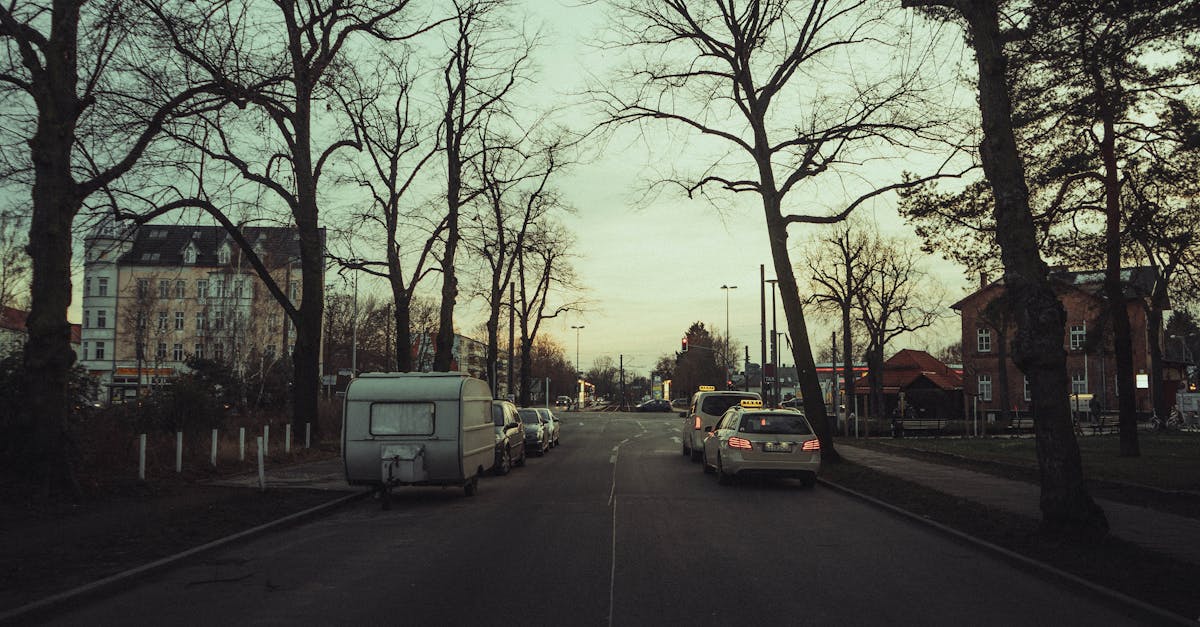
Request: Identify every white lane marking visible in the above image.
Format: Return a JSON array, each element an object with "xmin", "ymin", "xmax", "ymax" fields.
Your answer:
[
  {"xmin": 671, "ymin": 436, "xmax": 681, "ymax": 444},
  {"xmin": 608, "ymin": 498, "xmax": 617, "ymax": 627}
]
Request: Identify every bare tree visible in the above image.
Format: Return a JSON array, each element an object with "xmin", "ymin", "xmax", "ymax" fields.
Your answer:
[
  {"xmin": 598, "ymin": 0, "xmax": 963, "ymax": 460},
  {"xmin": 903, "ymin": 0, "xmax": 1108, "ymax": 538},
  {"xmin": 513, "ymin": 222, "xmax": 581, "ymax": 405},
  {"xmin": 0, "ymin": 0, "xmax": 222, "ymax": 493},
  {"xmin": 432, "ymin": 0, "xmax": 531, "ymax": 372},
  {"xmin": 136, "ymin": 0, "xmax": 439, "ymax": 436},
  {"xmin": 0, "ymin": 209, "xmax": 28, "ymax": 309}
]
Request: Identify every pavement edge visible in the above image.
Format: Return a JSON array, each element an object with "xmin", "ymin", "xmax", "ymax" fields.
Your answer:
[
  {"xmin": 0, "ymin": 489, "xmax": 372, "ymax": 626},
  {"xmin": 818, "ymin": 477, "xmax": 1197, "ymax": 626}
]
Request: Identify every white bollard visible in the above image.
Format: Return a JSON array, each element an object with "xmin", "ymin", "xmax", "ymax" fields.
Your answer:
[
  {"xmin": 138, "ymin": 433, "xmax": 146, "ymax": 481},
  {"xmin": 285, "ymin": 424, "xmax": 292, "ymax": 454},
  {"xmin": 256, "ymin": 436, "xmax": 265, "ymax": 491},
  {"xmin": 211, "ymin": 429, "xmax": 218, "ymax": 467},
  {"xmin": 305, "ymin": 422, "xmax": 311, "ymax": 449},
  {"xmin": 239, "ymin": 427, "xmax": 245, "ymax": 461},
  {"xmin": 263, "ymin": 424, "xmax": 270, "ymax": 457},
  {"xmin": 175, "ymin": 431, "xmax": 183, "ymax": 473}
]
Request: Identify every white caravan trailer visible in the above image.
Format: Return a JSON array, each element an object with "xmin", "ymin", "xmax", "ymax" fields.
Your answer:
[{"xmin": 343, "ymin": 372, "xmax": 495, "ymax": 501}]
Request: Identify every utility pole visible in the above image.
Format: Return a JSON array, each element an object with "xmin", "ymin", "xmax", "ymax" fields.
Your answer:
[
  {"xmin": 507, "ymin": 281, "xmax": 514, "ymax": 400},
  {"xmin": 833, "ymin": 331, "xmax": 841, "ymax": 436},
  {"xmin": 760, "ymin": 264, "xmax": 766, "ymax": 401},
  {"xmin": 619, "ymin": 354, "xmax": 626, "ymax": 411},
  {"xmin": 766, "ymin": 278, "xmax": 779, "ymax": 408},
  {"xmin": 744, "ymin": 345, "xmax": 750, "ymax": 392}
]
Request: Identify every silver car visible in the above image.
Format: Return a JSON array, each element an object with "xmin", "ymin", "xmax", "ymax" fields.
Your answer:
[
  {"xmin": 518, "ymin": 407, "xmax": 551, "ymax": 455},
  {"xmin": 702, "ymin": 401, "xmax": 820, "ymax": 487},
  {"xmin": 536, "ymin": 407, "xmax": 561, "ymax": 448}
]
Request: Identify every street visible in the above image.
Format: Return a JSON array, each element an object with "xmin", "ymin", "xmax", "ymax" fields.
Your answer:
[{"xmin": 51, "ymin": 412, "xmax": 1143, "ymax": 626}]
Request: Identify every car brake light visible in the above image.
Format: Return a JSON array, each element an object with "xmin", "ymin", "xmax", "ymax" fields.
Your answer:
[
  {"xmin": 802, "ymin": 439, "xmax": 820, "ymax": 451},
  {"xmin": 693, "ymin": 415, "xmax": 702, "ymax": 429},
  {"xmin": 728, "ymin": 437, "xmax": 752, "ymax": 450}
]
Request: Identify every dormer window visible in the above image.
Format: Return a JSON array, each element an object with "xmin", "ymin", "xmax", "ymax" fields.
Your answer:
[
  {"xmin": 184, "ymin": 246, "xmax": 197, "ymax": 264},
  {"xmin": 218, "ymin": 244, "xmax": 230, "ymax": 265}
]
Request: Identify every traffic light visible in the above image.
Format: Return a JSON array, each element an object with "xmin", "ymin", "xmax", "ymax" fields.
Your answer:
[{"xmin": 681, "ymin": 337, "xmax": 689, "ymax": 353}]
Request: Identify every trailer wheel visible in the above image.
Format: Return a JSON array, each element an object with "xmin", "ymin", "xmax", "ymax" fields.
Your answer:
[{"xmin": 464, "ymin": 475, "xmax": 479, "ymax": 497}]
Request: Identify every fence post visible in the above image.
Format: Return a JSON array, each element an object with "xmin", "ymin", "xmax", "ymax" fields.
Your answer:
[
  {"xmin": 256, "ymin": 436, "xmax": 265, "ymax": 491},
  {"xmin": 175, "ymin": 431, "xmax": 183, "ymax": 473},
  {"xmin": 305, "ymin": 422, "xmax": 311, "ymax": 449},
  {"xmin": 239, "ymin": 427, "xmax": 245, "ymax": 461},
  {"xmin": 138, "ymin": 433, "xmax": 146, "ymax": 481},
  {"xmin": 263, "ymin": 424, "xmax": 270, "ymax": 457},
  {"xmin": 211, "ymin": 429, "xmax": 218, "ymax": 467},
  {"xmin": 285, "ymin": 424, "xmax": 292, "ymax": 454}
]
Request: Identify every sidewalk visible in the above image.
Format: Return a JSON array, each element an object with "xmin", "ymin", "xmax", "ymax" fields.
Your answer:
[
  {"xmin": 837, "ymin": 444, "xmax": 1200, "ymax": 565},
  {"xmin": 207, "ymin": 456, "xmax": 358, "ymax": 492}
]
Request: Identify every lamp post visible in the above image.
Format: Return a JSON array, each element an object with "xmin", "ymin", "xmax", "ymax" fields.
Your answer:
[
  {"xmin": 571, "ymin": 325, "xmax": 585, "ymax": 406},
  {"xmin": 721, "ymin": 285, "xmax": 737, "ymax": 389},
  {"xmin": 765, "ymin": 278, "xmax": 778, "ymax": 407}
]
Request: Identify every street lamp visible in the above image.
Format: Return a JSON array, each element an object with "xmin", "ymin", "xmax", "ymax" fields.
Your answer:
[
  {"xmin": 721, "ymin": 285, "xmax": 737, "ymax": 390},
  {"xmin": 764, "ymin": 278, "xmax": 778, "ymax": 407},
  {"xmin": 571, "ymin": 325, "xmax": 585, "ymax": 375}
]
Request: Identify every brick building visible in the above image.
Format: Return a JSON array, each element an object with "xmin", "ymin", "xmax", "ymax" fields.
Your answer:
[
  {"xmin": 80, "ymin": 220, "xmax": 320, "ymax": 404},
  {"xmin": 0, "ymin": 306, "xmax": 82, "ymax": 360},
  {"xmin": 951, "ymin": 267, "xmax": 1166, "ymax": 421}
]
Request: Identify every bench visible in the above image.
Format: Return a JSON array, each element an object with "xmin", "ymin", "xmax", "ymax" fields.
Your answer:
[
  {"xmin": 1007, "ymin": 416, "xmax": 1035, "ymax": 433},
  {"xmin": 1087, "ymin": 412, "xmax": 1118, "ymax": 435},
  {"xmin": 898, "ymin": 418, "xmax": 946, "ymax": 436}
]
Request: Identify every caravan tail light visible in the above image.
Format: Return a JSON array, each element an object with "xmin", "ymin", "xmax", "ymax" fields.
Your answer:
[{"xmin": 693, "ymin": 415, "xmax": 702, "ymax": 430}]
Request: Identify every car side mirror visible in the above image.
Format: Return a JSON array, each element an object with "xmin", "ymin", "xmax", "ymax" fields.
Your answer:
[
  {"xmin": 506, "ymin": 422, "xmax": 519, "ymax": 429},
  {"xmin": 704, "ymin": 426, "xmax": 714, "ymax": 433}
]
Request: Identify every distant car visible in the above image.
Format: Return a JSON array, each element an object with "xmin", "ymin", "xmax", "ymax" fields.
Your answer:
[
  {"xmin": 556, "ymin": 395, "xmax": 573, "ymax": 409},
  {"xmin": 680, "ymin": 388, "xmax": 762, "ymax": 462},
  {"xmin": 491, "ymin": 400, "xmax": 526, "ymax": 475},
  {"xmin": 702, "ymin": 402, "xmax": 820, "ymax": 487},
  {"xmin": 636, "ymin": 399, "xmax": 671, "ymax": 412},
  {"xmin": 518, "ymin": 407, "xmax": 551, "ymax": 455},
  {"xmin": 537, "ymin": 407, "xmax": 561, "ymax": 447},
  {"xmin": 780, "ymin": 397, "xmax": 802, "ymax": 409}
]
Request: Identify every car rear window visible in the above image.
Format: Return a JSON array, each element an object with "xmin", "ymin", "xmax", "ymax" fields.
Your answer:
[
  {"xmin": 518, "ymin": 409, "xmax": 540, "ymax": 422},
  {"xmin": 739, "ymin": 413, "xmax": 813, "ymax": 435},
  {"xmin": 492, "ymin": 404, "xmax": 507, "ymax": 426},
  {"xmin": 700, "ymin": 395, "xmax": 757, "ymax": 415}
]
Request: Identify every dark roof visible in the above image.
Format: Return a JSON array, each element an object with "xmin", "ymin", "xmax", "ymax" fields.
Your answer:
[
  {"xmin": 117, "ymin": 225, "xmax": 321, "ymax": 268},
  {"xmin": 851, "ymin": 349, "xmax": 962, "ymax": 392},
  {"xmin": 951, "ymin": 266, "xmax": 1158, "ymax": 310}
]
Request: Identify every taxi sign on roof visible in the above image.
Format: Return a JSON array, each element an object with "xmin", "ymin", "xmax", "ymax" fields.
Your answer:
[
  {"xmin": 740, "ymin": 399, "xmax": 764, "ymax": 408},
  {"xmin": 698, "ymin": 385, "xmax": 716, "ymax": 392}
]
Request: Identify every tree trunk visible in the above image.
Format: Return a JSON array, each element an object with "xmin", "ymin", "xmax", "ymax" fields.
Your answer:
[
  {"xmin": 1147, "ymin": 284, "xmax": 1167, "ymax": 420},
  {"xmin": 289, "ymin": 86, "xmax": 324, "ymax": 439},
  {"xmin": 868, "ymin": 345, "xmax": 885, "ymax": 421},
  {"xmin": 996, "ymin": 322, "xmax": 1011, "ymax": 422},
  {"xmin": 1098, "ymin": 115, "xmax": 1139, "ymax": 456},
  {"xmin": 519, "ymin": 336, "xmax": 533, "ymax": 406},
  {"xmin": 955, "ymin": 0, "xmax": 1106, "ymax": 537},
  {"xmin": 762, "ymin": 207, "xmax": 839, "ymax": 462},
  {"xmin": 841, "ymin": 302, "xmax": 854, "ymax": 428}
]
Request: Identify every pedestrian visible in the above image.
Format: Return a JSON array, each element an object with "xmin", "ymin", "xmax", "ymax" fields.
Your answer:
[{"xmin": 891, "ymin": 406, "xmax": 904, "ymax": 438}]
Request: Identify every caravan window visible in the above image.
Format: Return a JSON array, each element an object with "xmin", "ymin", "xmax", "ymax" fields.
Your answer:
[{"xmin": 371, "ymin": 402, "xmax": 435, "ymax": 435}]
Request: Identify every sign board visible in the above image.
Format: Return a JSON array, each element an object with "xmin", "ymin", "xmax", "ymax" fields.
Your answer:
[
  {"xmin": 1136, "ymin": 373, "xmax": 1149, "ymax": 389},
  {"xmin": 1178, "ymin": 392, "xmax": 1200, "ymax": 413},
  {"xmin": 1069, "ymin": 393, "xmax": 1094, "ymax": 413},
  {"xmin": 322, "ymin": 375, "xmax": 337, "ymax": 386}
]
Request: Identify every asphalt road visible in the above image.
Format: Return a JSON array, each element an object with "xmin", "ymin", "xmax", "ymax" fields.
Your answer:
[{"xmin": 50, "ymin": 412, "xmax": 1146, "ymax": 626}]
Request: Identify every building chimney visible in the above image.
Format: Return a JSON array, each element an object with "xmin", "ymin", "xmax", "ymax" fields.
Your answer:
[{"xmin": 980, "ymin": 272, "xmax": 989, "ymax": 290}]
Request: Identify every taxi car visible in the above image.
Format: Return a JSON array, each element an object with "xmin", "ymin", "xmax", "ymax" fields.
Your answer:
[
  {"xmin": 701, "ymin": 399, "xmax": 820, "ymax": 487},
  {"xmin": 680, "ymin": 386, "xmax": 761, "ymax": 462}
]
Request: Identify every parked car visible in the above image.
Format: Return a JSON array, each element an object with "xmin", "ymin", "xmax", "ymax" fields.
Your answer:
[
  {"xmin": 537, "ymin": 407, "xmax": 561, "ymax": 447},
  {"xmin": 680, "ymin": 387, "xmax": 761, "ymax": 462},
  {"xmin": 636, "ymin": 399, "xmax": 672, "ymax": 412},
  {"xmin": 702, "ymin": 400, "xmax": 820, "ymax": 487},
  {"xmin": 491, "ymin": 400, "xmax": 527, "ymax": 475},
  {"xmin": 518, "ymin": 407, "xmax": 551, "ymax": 455}
]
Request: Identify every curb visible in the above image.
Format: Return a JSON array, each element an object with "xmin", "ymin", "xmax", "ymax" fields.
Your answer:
[
  {"xmin": 0, "ymin": 490, "xmax": 372, "ymax": 626},
  {"xmin": 818, "ymin": 477, "xmax": 1196, "ymax": 626}
]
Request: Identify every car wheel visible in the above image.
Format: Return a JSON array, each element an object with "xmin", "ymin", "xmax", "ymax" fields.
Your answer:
[
  {"xmin": 682, "ymin": 442, "xmax": 690, "ymax": 457},
  {"xmin": 514, "ymin": 447, "xmax": 526, "ymax": 467},
  {"xmin": 702, "ymin": 451, "xmax": 714, "ymax": 474},
  {"xmin": 717, "ymin": 454, "xmax": 732, "ymax": 485},
  {"xmin": 690, "ymin": 446, "xmax": 703, "ymax": 463},
  {"xmin": 464, "ymin": 475, "xmax": 479, "ymax": 497},
  {"xmin": 494, "ymin": 448, "xmax": 511, "ymax": 476}
]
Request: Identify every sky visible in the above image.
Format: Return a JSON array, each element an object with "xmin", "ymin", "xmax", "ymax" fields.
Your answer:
[{"xmin": 54, "ymin": 0, "xmax": 975, "ymax": 376}]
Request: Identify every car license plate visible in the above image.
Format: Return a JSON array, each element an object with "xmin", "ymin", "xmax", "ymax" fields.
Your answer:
[{"xmin": 764, "ymin": 442, "xmax": 792, "ymax": 453}]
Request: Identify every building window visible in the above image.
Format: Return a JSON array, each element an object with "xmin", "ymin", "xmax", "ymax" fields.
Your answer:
[
  {"xmin": 978, "ymin": 373, "xmax": 992, "ymax": 402},
  {"xmin": 173, "ymin": 343, "xmax": 183, "ymax": 361},
  {"xmin": 288, "ymin": 281, "xmax": 299, "ymax": 302},
  {"xmin": 174, "ymin": 280, "xmax": 186, "ymax": 299},
  {"xmin": 84, "ymin": 310, "xmax": 91, "ymax": 329},
  {"xmin": 195, "ymin": 343, "xmax": 205, "ymax": 359},
  {"xmin": 158, "ymin": 311, "xmax": 168, "ymax": 331},
  {"xmin": 156, "ymin": 342, "xmax": 167, "ymax": 360},
  {"xmin": 234, "ymin": 280, "xmax": 244, "ymax": 298},
  {"xmin": 196, "ymin": 280, "xmax": 208, "ymax": 301},
  {"xmin": 213, "ymin": 279, "xmax": 225, "ymax": 299},
  {"xmin": 1069, "ymin": 324, "xmax": 1086, "ymax": 351},
  {"xmin": 1072, "ymin": 371, "xmax": 1088, "ymax": 396},
  {"xmin": 976, "ymin": 328, "xmax": 992, "ymax": 353},
  {"xmin": 135, "ymin": 311, "xmax": 146, "ymax": 329},
  {"xmin": 196, "ymin": 312, "xmax": 207, "ymax": 331},
  {"xmin": 95, "ymin": 341, "xmax": 105, "ymax": 360},
  {"xmin": 174, "ymin": 311, "xmax": 184, "ymax": 330},
  {"xmin": 214, "ymin": 342, "xmax": 224, "ymax": 361},
  {"xmin": 85, "ymin": 278, "xmax": 91, "ymax": 296},
  {"xmin": 265, "ymin": 344, "xmax": 276, "ymax": 359},
  {"xmin": 137, "ymin": 279, "xmax": 149, "ymax": 298},
  {"xmin": 213, "ymin": 310, "xmax": 224, "ymax": 330},
  {"xmin": 96, "ymin": 310, "xmax": 107, "ymax": 329},
  {"xmin": 268, "ymin": 313, "xmax": 280, "ymax": 332},
  {"xmin": 98, "ymin": 278, "xmax": 108, "ymax": 296},
  {"xmin": 218, "ymin": 247, "xmax": 230, "ymax": 264},
  {"xmin": 1023, "ymin": 376, "xmax": 1031, "ymax": 402},
  {"xmin": 82, "ymin": 341, "xmax": 88, "ymax": 359},
  {"xmin": 184, "ymin": 247, "xmax": 196, "ymax": 264},
  {"xmin": 159, "ymin": 280, "xmax": 170, "ymax": 299}
]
